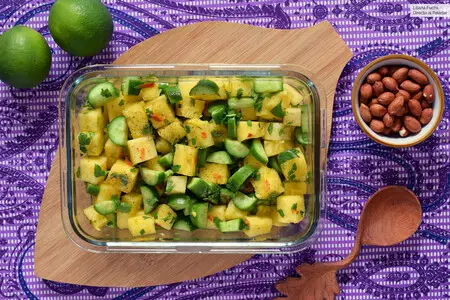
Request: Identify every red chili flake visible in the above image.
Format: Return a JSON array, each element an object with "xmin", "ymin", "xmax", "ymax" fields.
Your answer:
[
  {"xmin": 244, "ymin": 219, "xmax": 250, "ymax": 225},
  {"xmin": 124, "ymin": 157, "xmax": 133, "ymax": 166},
  {"xmin": 141, "ymin": 82, "xmax": 155, "ymax": 88},
  {"xmin": 264, "ymin": 180, "xmax": 270, "ymax": 192},
  {"xmin": 207, "ymin": 215, "xmax": 214, "ymax": 221},
  {"xmin": 139, "ymin": 148, "xmax": 145, "ymax": 160},
  {"xmin": 151, "ymin": 114, "xmax": 164, "ymax": 122},
  {"xmin": 247, "ymin": 133, "xmax": 253, "ymax": 138},
  {"xmin": 201, "ymin": 132, "xmax": 207, "ymax": 139},
  {"xmin": 213, "ymin": 173, "xmax": 222, "ymax": 180}
]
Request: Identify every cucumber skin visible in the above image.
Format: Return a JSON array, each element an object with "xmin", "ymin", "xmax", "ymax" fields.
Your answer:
[
  {"xmin": 250, "ymin": 139, "xmax": 268, "ymax": 164},
  {"xmin": 232, "ymin": 191, "xmax": 258, "ymax": 211},
  {"xmin": 224, "ymin": 139, "xmax": 250, "ymax": 158},
  {"xmin": 189, "ymin": 202, "xmax": 209, "ymax": 228},
  {"xmin": 227, "ymin": 165, "xmax": 256, "ymax": 192},
  {"xmin": 88, "ymin": 83, "xmax": 119, "ymax": 107},
  {"xmin": 140, "ymin": 168, "xmax": 165, "ymax": 186},
  {"xmin": 94, "ymin": 201, "xmax": 117, "ymax": 215},
  {"xmin": 108, "ymin": 116, "xmax": 128, "ymax": 147},
  {"xmin": 173, "ymin": 217, "xmax": 196, "ymax": 231},
  {"xmin": 206, "ymin": 151, "xmax": 232, "ymax": 164},
  {"xmin": 219, "ymin": 219, "xmax": 244, "ymax": 232}
]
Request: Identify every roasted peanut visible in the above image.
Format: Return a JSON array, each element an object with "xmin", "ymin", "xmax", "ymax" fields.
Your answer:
[
  {"xmin": 419, "ymin": 108, "xmax": 433, "ymax": 125},
  {"xmin": 392, "ymin": 67, "xmax": 409, "ymax": 84},
  {"xmin": 404, "ymin": 116, "xmax": 421, "ymax": 133},
  {"xmin": 388, "ymin": 96, "xmax": 405, "ymax": 116},
  {"xmin": 421, "ymin": 100, "xmax": 430, "ymax": 109},
  {"xmin": 407, "ymin": 99, "xmax": 422, "ymax": 117},
  {"xmin": 396, "ymin": 90, "xmax": 411, "ymax": 102},
  {"xmin": 383, "ymin": 113, "xmax": 394, "ymax": 127},
  {"xmin": 399, "ymin": 126, "xmax": 410, "ymax": 137},
  {"xmin": 382, "ymin": 77, "xmax": 398, "ymax": 92},
  {"xmin": 372, "ymin": 81, "xmax": 385, "ymax": 96},
  {"xmin": 378, "ymin": 92, "xmax": 395, "ymax": 106},
  {"xmin": 370, "ymin": 104, "xmax": 387, "ymax": 118},
  {"xmin": 378, "ymin": 66, "xmax": 389, "ymax": 76},
  {"xmin": 370, "ymin": 119, "xmax": 385, "ymax": 133},
  {"xmin": 423, "ymin": 84, "xmax": 434, "ymax": 103},
  {"xmin": 360, "ymin": 83, "xmax": 373, "ymax": 101},
  {"xmin": 391, "ymin": 117, "xmax": 402, "ymax": 132},
  {"xmin": 400, "ymin": 80, "xmax": 421, "ymax": 94},
  {"xmin": 360, "ymin": 104, "xmax": 372, "ymax": 123},
  {"xmin": 366, "ymin": 72, "xmax": 382, "ymax": 84},
  {"xmin": 408, "ymin": 69, "xmax": 429, "ymax": 85}
]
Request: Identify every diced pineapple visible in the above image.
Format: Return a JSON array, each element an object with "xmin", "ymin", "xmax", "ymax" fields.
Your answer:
[
  {"xmin": 144, "ymin": 95, "xmax": 176, "ymax": 129},
  {"xmin": 256, "ymin": 205, "xmax": 272, "ymax": 217},
  {"xmin": 276, "ymin": 195, "xmax": 305, "ymax": 224},
  {"xmin": 251, "ymin": 166, "xmax": 284, "ymax": 200},
  {"xmin": 122, "ymin": 93, "xmax": 142, "ymax": 103},
  {"xmin": 271, "ymin": 206, "xmax": 289, "ymax": 227},
  {"xmin": 78, "ymin": 107, "xmax": 106, "ymax": 133},
  {"xmin": 283, "ymin": 108, "xmax": 301, "ymax": 127},
  {"xmin": 117, "ymin": 211, "xmax": 129, "ymax": 229},
  {"xmin": 104, "ymin": 97, "xmax": 125, "ymax": 122},
  {"xmin": 240, "ymin": 107, "xmax": 258, "ymax": 120},
  {"xmin": 105, "ymin": 138, "xmax": 124, "ymax": 168},
  {"xmin": 78, "ymin": 131, "xmax": 104, "ymax": 156},
  {"xmin": 279, "ymin": 148, "xmax": 307, "ymax": 181},
  {"xmin": 122, "ymin": 101, "xmax": 151, "ymax": 139},
  {"xmin": 96, "ymin": 182, "xmax": 122, "ymax": 203},
  {"xmin": 264, "ymin": 140, "xmax": 295, "ymax": 157},
  {"xmin": 152, "ymin": 204, "xmax": 177, "ymax": 230},
  {"xmin": 155, "ymin": 137, "xmax": 172, "ymax": 154},
  {"xmin": 165, "ymin": 176, "xmax": 187, "ymax": 195},
  {"xmin": 206, "ymin": 205, "xmax": 226, "ymax": 229},
  {"xmin": 263, "ymin": 123, "xmax": 293, "ymax": 141},
  {"xmin": 83, "ymin": 206, "xmax": 108, "ymax": 231},
  {"xmin": 157, "ymin": 119, "xmax": 186, "ymax": 144},
  {"xmin": 209, "ymin": 122, "xmax": 228, "ymax": 146},
  {"xmin": 122, "ymin": 193, "xmax": 143, "ymax": 216},
  {"xmin": 178, "ymin": 77, "xmax": 201, "ymax": 98},
  {"xmin": 228, "ymin": 77, "xmax": 254, "ymax": 97},
  {"xmin": 244, "ymin": 154, "xmax": 266, "ymax": 169},
  {"xmin": 127, "ymin": 136, "xmax": 158, "ymax": 165},
  {"xmin": 128, "ymin": 215, "xmax": 156, "ymax": 236},
  {"xmin": 225, "ymin": 201, "xmax": 247, "ymax": 220},
  {"xmin": 243, "ymin": 216, "xmax": 273, "ymax": 237},
  {"xmin": 176, "ymin": 99, "xmax": 206, "ymax": 119},
  {"xmin": 199, "ymin": 163, "xmax": 229, "ymax": 184},
  {"xmin": 173, "ymin": 144, "xmax": 198, "ymax": 176},
  {"xmin": 256, "ymin": 91, "xmax": 290, "ymax": 121},
  {"xmin": 79, "ymin": 156, "xmax": 107, "ymax": 185},
  {"xmin": 184, "ymin": 118, "xmax": 215, "ymax": 148},
  {"xmin": 236, "ymin": 121, "xmax": 267, "ymax": 142},
  {"xmin": 180, "ymin": 77, "xmax": 228, "ymax": 101},
  {"xmin": 106, "ymin": 159, "xmax": 139, "ymax": 193},
  {"xmin": 141, "ymin": 85, "xmax": 161, "ymax": 101},
  {"xmin": 144, "ymin": 155, "xmax": 165, "ymax": 171},
  {"xmin": 283, "ymin": 83, "xmax": 304, "ymax": 106},
  {"xmin": 284, "ymin": 181, "xmax": 307, "ymax": 195}
]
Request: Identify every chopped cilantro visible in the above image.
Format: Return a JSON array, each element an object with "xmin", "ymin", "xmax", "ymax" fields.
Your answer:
[
  {"xmin": 142, "ymin": 124, "xmax": 153, "ymax": 135},
  {"xmin": 279, "ymin": 128, "xmax": 285, "ymax": 136},
  {"xmin": 236, "ymin": 112, "xmax": 242, "ymax": 123},
  {"xmin": 143, "ymin": 216, "xmax": 150, "ymax": 220},
  {"xmin": 107, "ymin": 221, "xmax": 115, "ymax": 228},
  {"xmin": 288, "ymin": 163, "xmax": 297, "ymax": 176},
  {"xmin": 140, "ymin": 229, "xmax": 145, "ymax": 236},
  {"xmin": 247, "ymin": 120, "xmax": 252, "ymax": 127},
  {"xmin": 111, "ymin": 195, "xmax": 120, "ymax": 201},
  {"xmin": 118, "ymin": 202, "xmax": 131, "ymax": 213},
  {"xmin": 191, "ymin": 138, "xmax": 197, "ymax": 146},
  {"xmin": 78, "ymin": 132, "xmax": 92, "ymax": 146},
  {"xmin": 119, "ymin": 99, "xmax": 125, "ymax": 106},
  {"xmin": 190, "ymin": 98, "xmax": 195, "ymax": 106},
  {"xmin": 166, "ymin": 179, "xmax": 175, "ymax": 193},
  {"xmin": 153, "ymin": 212, "xmax": 158, "ymax": 219},
  {"xmin": 287, "ymin": 121, "xmax": 293, "ymax": 125},
  {"xmin": 110, "ymin": 173, "xmax": 128, "ymax": 186},
  {"xmin": 253, "ymin": 93, "xmax": 264, "ymax": 112},
  {"xmin": 162, "ymin": 213, "xmax": 173, "ymax": 222},
  {"xmin": 267, "ymin": 123, "xmax": 274, "ymax": 135},
  {"xmin": 291, "ymin": 203, "xmax": 298, "ymax": 211},
  {"xmin": 172, "ymin": 165, "xmax": 181, "ymax": 173},
  {"xmin": 253, "ymin": 171, "xmax": 261, "ymax": 181},
  {"xmin": 236, "ymin": 88, "xmax": 243, "ymax": 99},
  {"xmin": 76, "ymin": 167, "xmax": 81, "ymax": 178},
  {"xmin": 94, "ymin": 164, "xmax": 108, "ymax": 177},
  {"xmin": 277, "ymin": 209, "xmax": 285, "ymax": 217},
  {"xmin": 185, "ymin": 125, "xmax": 191, "ymax": 133},
  {"xmin": 213, "ymin": 217, "xmax": 221, "ymax": 229},
  {"xmin": 267, "ymin": 192, "xmax": 278, "ymax": 201},
  {"xmin": 130, "ymin": 168, "xmax": 136, "ymax": 173},
  {"xmin": 164, "ymin": 119, "xmax": 170, "ymax": 124},
  {"xmin": 145, "ymin": 108, "xmax": 152, "ymax": 117},
  {"xmin": 300, "ymin": 210, "xmax": 305, "ymax": 216},
  {"xmin": 211, "ymin": 130, "xmax": 223, "ymax": 137},
  {"xmin": 101, "ymin": 88, "xmax": 112, "ymax": 98}
]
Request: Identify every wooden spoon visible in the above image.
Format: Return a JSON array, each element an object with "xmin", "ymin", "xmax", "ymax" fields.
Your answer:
[{"xmin": 275, "ymin": 186, "xmax": 422, "ymax": 300}]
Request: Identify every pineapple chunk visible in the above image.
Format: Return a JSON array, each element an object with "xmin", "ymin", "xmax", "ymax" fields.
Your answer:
[
  {"xmin": 78, "ymin": 131, "xmax": 104, "ymax": 156},
  {"xmin": 206, "ymin": 205, "xmax": 226, "ymax": 229},
  {"xmin": 83, "ymin": 206, "xmax": 108, "ymax": 231},
  {"xmin": 176, "ymin": 99, "xmax": 205, "ymax": 119},
  {"xmin": 284, "ymin": 83, "xmax": 304, "ymax": 106},
  {"xmin": 236, "ymin": 121, "xmax": 267, "ymax": 142},
  {"xmin": 144, "ymin": 95, "xmax": 176, "ymax": 129},
  {"xmin": 122, "ymin": 193, "xmax": 143, "ymax": 216},
  {"xmin": 225, "ymin": 201, "xmax": 247, "ymax": 220},
  {"xmin": 184, "ymin": 118, "xmax": 215, "ymax": 148},
  {"xmin": 127, "ymin": 136, "xmax": 158, "ymax": 165},
  {"xmin": 228, "ymin": 77, "xmax": 254, "ymax": 97},
  {"xmin": 128, "ymin": 215, "xmax": 156, "ymax": 237},
  {"xmin": 263, "ymin": 123, "xmax": 293, "ymax": 141},
  {"xmin": 279, "ymin": 148, "xmax": 307, "ymax": 181},
  {"xmin": 152, "ymin": 204, "xmax": 177, "ymax": 230},
  {"xmin": 209, "ymin": 122, "xmax": 228, "ymax": 146},
  {"xmin": 178, "ymin": 77, "xmax": 200, "ymax": 98},
  {"xmin": 157, "ymin": 119, "xmax": 186, "ymax": 144},
  {"xmin": 155, "ymin": 137, "xmax": 172, "ymax": 154},
  {"xmin": 79, "ymin": 156, "xmax": 107, "ymax": 185},
  {"xmin": 276, "ymin": 195, "xmax": 305, "ymax": 223},
  {"xmin": 243, "ymin": 154, "xmax": 266, "ymax": 169},
  {"xmin": 284, "ymin": 181, "xmax": 307, "ymax": 195},
  {"xmin": 122, "ymin": 101, "xmax": 151, "ymax": 139},
  {"xmin": 271, "ymin": 206, "xmax": 289, "ymax": 227},
  {"xmin": 122, "ymin": 93, "xmax": 142, "ymax": 103},
  {"xmin": 255, "ymin": 206, "xmax": 287, "ymax": 227},
  {"xmin": 96, "ymin": 182, "xmax": 122, "ymax": 203},
  {"xmin": 106, "ymin": 159, "xmax": 139, "ymax": 193},
  {"xmin": 141, "ymin": 85, "xmax": 161, "ymax": 101},
  {"xmin": 240, "ymin": 107, "xmax": 258, "ymax": 120},
  {"xmin": 251, "ymin": 166, "xmax": 284, "ymax": 200},
  {"xmin": 283, "ymin": 108, "xmax": 301, "ymax": 127},
  {"xmin": 144, "ymin": 156, "xmax": 165, "ymax": 172},
  {"xmin": 105, "ymin": 138, "xmax": 124, "ymax": 168},
  {"xmin": 165, "ymin": 176, "xmax": 187, "ymax": 195},
  {"xmin": 199, "ymin": 163, "xmax": 229, "ymax": 185},
  {"xmin": 173, "ymin": 144, "xmax": 198, "ymax": 176},
  {"xmin": 104, "ymin": 97, "xmax": 125, "ymax": 122},
  {"xmin": 117, "ymin": 211, "xmax": 129, "ymax": 229},
  {"xmin": 256, "ymin": 91, "xmax": 290, "ymax": 121},
  {"xmin": 180, "ymin": 77, "xmax": 228, "ymax": 101},
  {"xmin": 243, "ymin": 216, "xmax": 273, "ymax": 237},
  {"xmin": 264, "ymin": 140, "xmax": 295, "ymax": 157},
  {"xmin": 78, "ymin": 107, "xmax": 105, "ymax": 133}
]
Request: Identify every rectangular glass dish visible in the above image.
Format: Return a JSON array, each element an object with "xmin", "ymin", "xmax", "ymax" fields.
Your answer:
[{"xmin": 60, "ymin": 64, "xmax": 327, "ymax": 253}]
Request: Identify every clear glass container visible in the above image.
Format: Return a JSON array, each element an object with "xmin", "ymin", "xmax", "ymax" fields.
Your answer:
[{"xmin": 59, "ymin": 64, "xmax": 327, "ymax": 253}]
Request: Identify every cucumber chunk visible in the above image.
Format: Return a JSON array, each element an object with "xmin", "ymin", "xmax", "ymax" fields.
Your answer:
[
  {"xmin": 190, "ymin": 202, "xmax": 209, "ymax": 228},
  {"xmin": 294, "ymin": 127, "xmax": 311, "ymax": 145},
  {"xmin": 168, "ymin": 195, "xmax": 191, "ymax": 211},
  {"xmin": 208, "ymin": 102, "xmax": 227, "ymax": 124},
  {"xmin": 206, "ymin": 151, "xmax": 233, "ymax": 165},
  {"xmin": 220, "ymin": 188, "xmax": 235, "ymax": 204},
  {"xmin": 187, "ymin": 178, "xmax": 220, "ymax": 204},
  {"xmin": 232, "ymin": 191, "xmax": 258, "ymax": 211},
  {"xmin": 86, "ymin": 183, "xmax": 100, "ymax": 196},
  {"xmin": 254, "ymin": 78, "xmax": 283, "ymax": 93},
  {"xmin": 224, "ymin": 138, "xmax": 249, "ymax": 158},
  {"xmin": 189, "ymin": 79, "xmax": 219, "ymax": 97},
  {"xmin": 173, "ymin": 217, "xmax": 196, "ymax": 231},
  {"xmin": 107, "ymin": 116, "xmax": 128, "ymax": 147},
  {"xmin": 164, "ymin": 85, "xmax": 183, "ymax": 104},
  {"xmin": 88, "ymin": 82, "xmax": 119, "ymax": 107},
  {"xmin": 300, "ymin": 104, "xmax": 310, "ymax": 134},
  {"xmin": 141, "ymin": 185, "xmax": 159, "ymax": 213},
  {"xmin": 250, "ymin": 139, "xmax": 268, "ymax": 164},
  {"xmin": 227, "ymin": 115, "xmax": 237, "ymax": 139},
  {"xmin": 197, "ymin": 148, "xmax": 213, "ymax": 168},
  {"xmin": 121, "ymin": 76, "xmax": 142, "ymax": 96},
  {"xmin": 140, "ymin": 168, "xmax": 165, "ymax": 186},
  {"xmin": 158, "ymin": 152, "xmax": 174, "ymax": 168},
  {"xmin": 94, "ymin": 200, "xmax": 118, "ymax": 215},
  {"xmin": 228, "ymin": 97, "xmax": 255, "ymax": 110},
  {"xmin": 227, "ymin": 165, "xmax": 256, "ymax": 192},
  {"xmin": 184, "ymin": 198, "xmax": 197, "ymax": 216},
  {"xmin": 219, "ymin": 218, "xmax": 244, "ymax": 232},
  {"xmin": 269, "ymin": 156, "xmax": 282, "ymax": 174}
]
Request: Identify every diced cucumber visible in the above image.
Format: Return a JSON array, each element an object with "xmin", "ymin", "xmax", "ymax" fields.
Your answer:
[
  {"xmin": 206, "ymin": 151, "xmax": 232, "ymax": 165},
  {"xmin": 254, "ymin": 78, "xmax": 283, "ymax": 93},
  {"xmin": 141, "ymin": 185, "xmax": 159, "ymax": 213},
  {"xmin": 140, "ymin": 168, "xmax": 165, "ymax": 186},
  {"xmin": 189, "ymin": 79, "xmax": 219, "ymax": 97},
  {"xmin": 173, "ymin": 217, "xmax": 196, "ymax": 231},
  {"xmin": 294, "ymin": 127, "xmax": 311, "ymax": 145},
  {"xmin": 271, "ymin": 102, "xmax": 286, "ymax": 118},
  {"xmin": 224, "ymin": 138, "xmax": 249, "ymax": 158},
  {"xmin": 168, "ymin": 195, "xmax": 191, "ymax": 211},
  {"xmin": 106, "ymin": 214, "xmax": 117, "ymax": 228},
  {"xmin": 206, "ymin": 182, "xmax": 220, "ymax": 204},
  {"xmin": 87, "ymin": 82, "xmax": 119, "ymax": 107},
  {"xmin": 277, "ymin": 149, "xmax": 300, "ymax": 165},
  {"xmin": 300, "ymin": 104, "xmax": 310, "ymax": 134},
  {"xmin": 227, "ymin": 165, "xmax": 256, "ymax": 192},
  {"xmin": 117, "ymin": 202, "xmax": 131, "ymax": 213},
  {"xmin": 164, "ymin": 170, "xmax": 174, "ymax": 180},
  {"xmin": 269, "ymin": 156, "xmax": 282, "ymax": 174},
  {"xmin": 164, "ymin": 85, "xmax": 183, "ymax": 104},
  {"xmin": 232, "ymin": 192, "xmax": 258, "ymax": 211},
  {"xmin": 121, "ymin": 76, "xmax": 142, "ymax": 96},
  {"xmin": 187, "ymin": 178, "xmax": 220, "ymax": 204},
  {"xmin": 227, "ymin": 115, "xmax": 237, "ymax": 139},
  {"xmin": 94, "ymin": 200, "xmax": 117, "ymax": 215},
  {"xmin": 208, "ymin": 102, "xmax": 227, "ymax": 124},
  {"xmin": 219, "ymin": 218, "xmax": 244, "ymax": 232},
  {"xmin": 158, "ymin": 153, "xmax": 174, "ymax": 168},
  {"xmin": 250, "ymin": 139, "xmax": 268, "ymax": 164},
  {"xmin": 184, "ymin": 198, "xmax": 197, "ymax": 216},
  {"xmin": 228, "ymin": 97, "xmax": 255, "ymax": 110},
  {"xmin": 107, "ymin": 116, "xmax": 128, "ymax": 147},
  {"xmin": 190, "ymin": 202, "xmax": 209, "ymax": 228},
  {"xmin": 86, "ymin": 183, "xmax": 100, "ymax": 196},
  {"xmin": 220, "ymin": 188, "xmax": 235, "ymax": 204},
  {"xmin": 197, "ymin": 148, "xmax": 212, "ymax": 168}
]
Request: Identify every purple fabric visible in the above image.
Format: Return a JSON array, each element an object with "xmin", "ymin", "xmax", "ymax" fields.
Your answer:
[{"xmin": 0, "ymin": 0, "xmax": 449, "ymax": 299}]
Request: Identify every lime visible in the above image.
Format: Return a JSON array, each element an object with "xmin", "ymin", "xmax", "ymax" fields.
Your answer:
[
  {"xmin": 0, "ymin": 26, "xmax": 52, "ymax": 89},
  {"xmin": 49, "ymin": 0, "xmax": 113, "ymax": 57}
]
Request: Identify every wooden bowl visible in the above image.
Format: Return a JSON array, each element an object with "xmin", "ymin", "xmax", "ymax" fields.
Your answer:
[{"xmin": 352, "ymin": 54, "xmax": 444, "ymax": 148}]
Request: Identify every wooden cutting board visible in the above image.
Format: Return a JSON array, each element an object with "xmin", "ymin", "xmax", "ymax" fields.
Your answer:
[{"xmin": 34, "ymin": 21, "xmax": 352, "ymax": 287}]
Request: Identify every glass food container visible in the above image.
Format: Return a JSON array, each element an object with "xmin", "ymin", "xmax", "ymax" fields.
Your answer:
[{"xmin": 59, "ymin": 64, "xmax": 327, "ymax": 253}]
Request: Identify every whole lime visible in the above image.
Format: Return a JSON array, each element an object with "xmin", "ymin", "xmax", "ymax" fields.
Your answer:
[
  {"xmin": 0, "ymin": 26, "xmax": 52, "ymax": 89},
  {"xmin": 49, "ymin": 0, "xmax": 114, "ymax": 57}
]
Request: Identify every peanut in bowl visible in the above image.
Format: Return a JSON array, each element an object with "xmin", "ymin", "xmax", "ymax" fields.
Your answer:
[{"xmin": 352, "ymin": 54, "xmax": 444, "ymax": 148}]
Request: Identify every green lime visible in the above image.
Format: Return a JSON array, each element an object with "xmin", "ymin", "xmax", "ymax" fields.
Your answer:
[
  {"xmin": 49, "ymin": 0, "xmax": 113, "ymax": 57},
  {"xmin": 0, "ymin": 26, "xmax": 52, "ymax": 89}
]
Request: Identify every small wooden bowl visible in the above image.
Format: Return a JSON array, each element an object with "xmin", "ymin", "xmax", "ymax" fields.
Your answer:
[{"xmin": 352, "ymin": 54, "xmax": 444, "ymax": 148}]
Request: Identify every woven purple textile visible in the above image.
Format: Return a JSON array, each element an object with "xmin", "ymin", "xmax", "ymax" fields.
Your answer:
[{"xmin": 1, "ymin": 0, "xmax": 449, "ymax": 299}]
